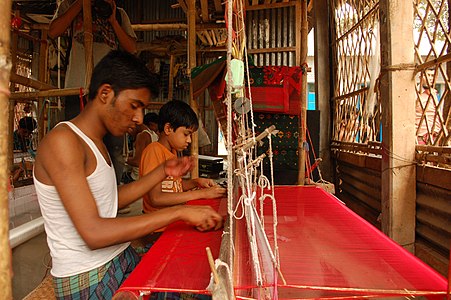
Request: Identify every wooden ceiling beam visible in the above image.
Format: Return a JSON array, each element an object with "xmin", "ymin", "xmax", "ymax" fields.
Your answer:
[{"xmin": 200, "ymin": 0, "xmax": 210, "ymax": 22}]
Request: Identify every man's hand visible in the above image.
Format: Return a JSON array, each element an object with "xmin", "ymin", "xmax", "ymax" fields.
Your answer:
[
  {"xmin": 164, "ymin": 156, "xmax": 194, "ymax": 178},
  {"xmin": 105, "ymin": 0, "xmax": 117, "ymax": 24},
  {"xmin": 200, "ymin": 186, "xmax": 227, "ymax": 199},
  {"xmin": 180, "ymin": 205, "xmax": 223, "ymax": 232}
]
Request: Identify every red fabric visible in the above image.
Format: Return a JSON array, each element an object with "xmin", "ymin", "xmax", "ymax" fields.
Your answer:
[
  {"xmin": 116, "ymin": 187, "xmax": 447, "ymax": 299},
  {"xmin": 235, "ymin": 186, "xmax": 447, "ymax": 299},
  {"xmin": 116, "ymin": 199, "xmax": 224, "ymax": 297},
  {"xmin": 245, "ymin": 66, "xmax": 302, "ymax": 115}
]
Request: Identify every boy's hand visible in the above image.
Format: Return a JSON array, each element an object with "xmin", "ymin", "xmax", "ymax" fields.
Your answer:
[
  {"xmin": 164, "ymin": 156, "xmax": 194, "ymax": 177},
  {"xmin": 180, "ymin": 205, "xmax": 223, "ymax": 231},
  {"xmin": 194, "ymin": 178, "xmax": 217, "ymax": 188}
]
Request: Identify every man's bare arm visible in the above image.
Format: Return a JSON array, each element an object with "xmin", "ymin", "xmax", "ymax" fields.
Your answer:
[
  {"xmin": 48, "ymin": 0, "xmax": 83, "ymax": 38},
  {"xmin": 35, "ymin": 130, "xmax": 221, "ymax": 249}
]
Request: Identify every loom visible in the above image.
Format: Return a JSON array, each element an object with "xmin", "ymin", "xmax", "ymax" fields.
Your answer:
[
  {"xmin": 113, "ymin": 1, "xmax": 448, "ymax": 299},
  {"xmin": 114, "ymin": 186, "xmax": 447, "ymax": 299}
]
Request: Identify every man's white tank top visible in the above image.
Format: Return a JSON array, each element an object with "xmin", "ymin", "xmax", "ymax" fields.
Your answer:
[{"xmin": 33, "ymin": 121, "xmax": 129, "ymax": 277}]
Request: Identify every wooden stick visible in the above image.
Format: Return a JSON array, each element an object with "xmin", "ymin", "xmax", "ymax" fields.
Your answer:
[
  {"xmin": 10, "ymin": 87, "xmax": 82, "ymax": 99},
  {"xmin": 206, "ymin": 247, "xmax": 220, "ymax": 284},
  {"xmin": 0, "ymin": 1, "xmax": 14, "ymax": 297},
  {"xmin": 82, "ymin": 0, "xmax": 93, "ymax": 89},
  {"xmin": 10, "ymin": 73, "xmax": 56, "ymax": 90}
]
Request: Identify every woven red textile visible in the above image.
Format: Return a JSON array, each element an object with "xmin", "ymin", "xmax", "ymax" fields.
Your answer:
[
  {"xmin": 116, "ymin": 187, "xmax": 447, "ymax": 299},
  {"xmin": 115, "ymin": 199, "xmax": 224, "ymax": 297},
  {"xmin": 234, "ymin": 186, "xmax": 447, "ymax": 299}
]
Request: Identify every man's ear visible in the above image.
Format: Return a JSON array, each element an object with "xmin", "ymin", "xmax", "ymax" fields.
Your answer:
[
  {"xmin": 163, "ymin": 123, "xmax": 173, "ymax": 135},
  {"xmin": 97, "ymin": 84, "xmax": 114, "ymax": 103}
]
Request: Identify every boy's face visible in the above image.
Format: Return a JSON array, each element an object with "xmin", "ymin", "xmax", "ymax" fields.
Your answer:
[{"xmin": 167, "ymin": 126, "xmax": 195, "ymax": 151}]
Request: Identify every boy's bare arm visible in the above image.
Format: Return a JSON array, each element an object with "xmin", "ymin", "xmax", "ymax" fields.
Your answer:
[
  {"xmin": 118, "ymin": 157, "xmax": 194, "ymax": 208},
  {"xmin": 148, "ymin": 179, "xmax": 226, "ymax": 208},
  {"xmin": 36, "ymin": 135, "xmax": 221, "ymax": 250}
]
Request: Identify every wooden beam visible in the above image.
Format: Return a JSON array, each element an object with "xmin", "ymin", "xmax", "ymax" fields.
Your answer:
[
  {"xmin": 132, "ymin": 23, "xmax": 187, "ymax": 31},
  {"xmin": 188, "ymin": 0, "xmax": 198, "ymax": 178},
  {"xmin": 9, "ymin": 21, "xmax": 18, "ymax": 174},
  {"xmin": 297, "ymin": 0, "xmax": 308, "ymax": 185},
  {"xmin": 10, "ymin": 73, "xmax": 56, "ymax": 90},
  {"xmin": 314, "ymin": 0, "xmax": 333, "ymax": 181},
  {"xmin": 37, "ymin": 29, "xmax": 48, "ymax": 142},
  {"xmin": 10, "ymin": 88, "xmax": 82, "ymax": 100},
  {"xmin": 200, "ymin": 0, "xmax": 210, "ymax": 22},
  {"xmin": 82, "ymin": 0, "xmax": 93, "ymax": 89},
  {"xmin": 213, "ymin": 0, "xmax": 223, "ymax": 12},
  {"xmin": 131, "ymin": 23, "xmax": 224, "ymax": 32},
  {"xmin": 0, "ymin": 1, "xmax": 14, "ymax": 297},
  {"xmin": 168, "ymin": 55, "xmax": 175, "ymax": 101},
  {"xmin": 178, "ymin": 0, "xmax": 188, "ymax": 13},
  {"xmin": 246, "ymin": 1, "xmax": 295, "ymax": 11},
  {"xmin": 248, "ymin": 46, "xmax": 296, "ymax": 54}
]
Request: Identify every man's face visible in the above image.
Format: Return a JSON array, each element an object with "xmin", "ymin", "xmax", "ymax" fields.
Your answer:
[
  {"xmin": 105, "ymin": 88, "xmax": 151, "ymax": 136},
  {"xmin": 421, "ymin": 70, "xmax": 435, "ymax": 89}
]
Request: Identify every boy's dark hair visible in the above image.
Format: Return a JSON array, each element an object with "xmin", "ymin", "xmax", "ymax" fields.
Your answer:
[
  {"xmin": 158, "ymin": 100, "xmax": 199, "ymax": 132},
  {"xmin": 88, "ymin": 50, "xmax": 160, "ymax": 101},
  {"xmin": 144, "ymin": 112, "xmax": 159, "ymax": 126},
  {"xmin": 18, "ymin": 117, "xmax": 37, "ymax": 131}
]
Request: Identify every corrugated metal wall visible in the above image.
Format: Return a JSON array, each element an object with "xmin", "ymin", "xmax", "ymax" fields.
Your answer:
[
  {"xmin": 333, "ymin": 152, "xmax": 382, "ymax": 228},
  {"xmin": 415, "ymin": 166, "xmax": 451, "ymax": 276},
  {"xmin": 246, "ymin": 6, "xmax": 296, "ymax": 66},
  {"xmin": 121, "ymin": 1, "xmax": 299, "ymax": 155}
]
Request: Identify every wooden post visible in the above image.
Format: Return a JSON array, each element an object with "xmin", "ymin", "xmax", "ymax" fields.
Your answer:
[
  {"xmin": 297, "ymin": 0, "xmax": 308, "ymax": 185},
  {"xmin": 8, "ymin": 13, "xmax": 18, "ymax": 174},
  {"xmin": 82, "ymin": 0, "xmax": 93, "ymax": 89},
  {"xmin": 38, "ymin": 29, "xmax": 49, "ymax": 142},
  {"xmin": 379, "ymin": 0, "xmax": 416, "ymax": 252},
  {"xmin": 168, "ymin": 55, "xmax": 175, "ymax": 101},
  {"xmin": 0, "ymin": 1, "xmax": 14, "ymax": 298},
  {"xmin": 188, "ymin": 0, "xmax": 199, "ymax": 178},
  {"xmin": 314, "ymin": 0, "xmax": 332, "ymax": 181},
  {"xmin": 445, "ymin": 0, "xmax": 451, "ymax": 142}
]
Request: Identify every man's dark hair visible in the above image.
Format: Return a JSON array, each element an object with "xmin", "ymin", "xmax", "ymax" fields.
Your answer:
[
  {"xmin": 88, "ymin": 50, "xmax": 159, "ymax": 101},
  {"xmin": 158, "ymin": 100, "xmax": 199, "ymax": 132},
  {"xmin": 18, "ymin": 116, "xmax": 37, "ymax": 131},
  {"xmin": 144, "ymin": 112, "xmax": 159, "ymax": 126}
]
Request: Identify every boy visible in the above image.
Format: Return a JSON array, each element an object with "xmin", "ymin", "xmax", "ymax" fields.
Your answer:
[
  {"xmin": 33, "ymin": 51, "xmax": 222, "ymax": 299},
  {"xmin": 140, "ymin": 100, "xmax": 226, "ymax": 214}
]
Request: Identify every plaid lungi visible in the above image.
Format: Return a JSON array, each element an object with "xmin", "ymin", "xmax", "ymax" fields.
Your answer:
[{"xmin": 53, "ymin": 246, "xmax": 140, "ymax": 300}]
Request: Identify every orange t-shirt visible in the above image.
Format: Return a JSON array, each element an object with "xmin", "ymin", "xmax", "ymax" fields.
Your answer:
[{"xmin": 139, "ymin": 142, "xmax": 183, "ymax": 214}]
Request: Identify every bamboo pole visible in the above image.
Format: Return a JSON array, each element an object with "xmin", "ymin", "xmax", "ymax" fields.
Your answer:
[
  {"xmin": 297, "ymin": 0, "xmax": 308, "ymax": 185},
  {"xmin": 83, "ymin": 0, "xmax": 93, "ymax": 89},
  {"xmin": 10, "ymin": 87, "xmax": 82, "ymax": 100},
  {"xmin": 168, "ymin": 55, "xmax": 175, "ymax": 101},
  {"xmin": 10, "ymin": 73, "xmax": 55, "ymax": 90},
  {"xmin": 0, "ymin": 1, "xmax": 14, "ymax": 298},
  {"xmin": 8, "ymin": 15, "xmax": 18, "ymax": 175},
  {"xmin": 188, "ymin": 0, "xmax": 199, "ymax": 178},
  {"xmin": 37, "ymin": 29, "xmax": 49, "ymax": 142},
  {"xmin": 132, "ymin": 23, "xmax": 187, "ymax": 31}
]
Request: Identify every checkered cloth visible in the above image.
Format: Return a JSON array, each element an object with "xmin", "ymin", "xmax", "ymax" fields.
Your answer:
[{"xmin": 53, "ymin": 246, "xmax": 140, "ymax": 299}]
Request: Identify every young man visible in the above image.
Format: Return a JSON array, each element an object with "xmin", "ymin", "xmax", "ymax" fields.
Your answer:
[
  {"xmin": 140, "ymin": 100, "xmax": 226, "ymax": 215},
  {"xmin": 33, "ymin": 51, "xmax": 222, "ymax": 299}
]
